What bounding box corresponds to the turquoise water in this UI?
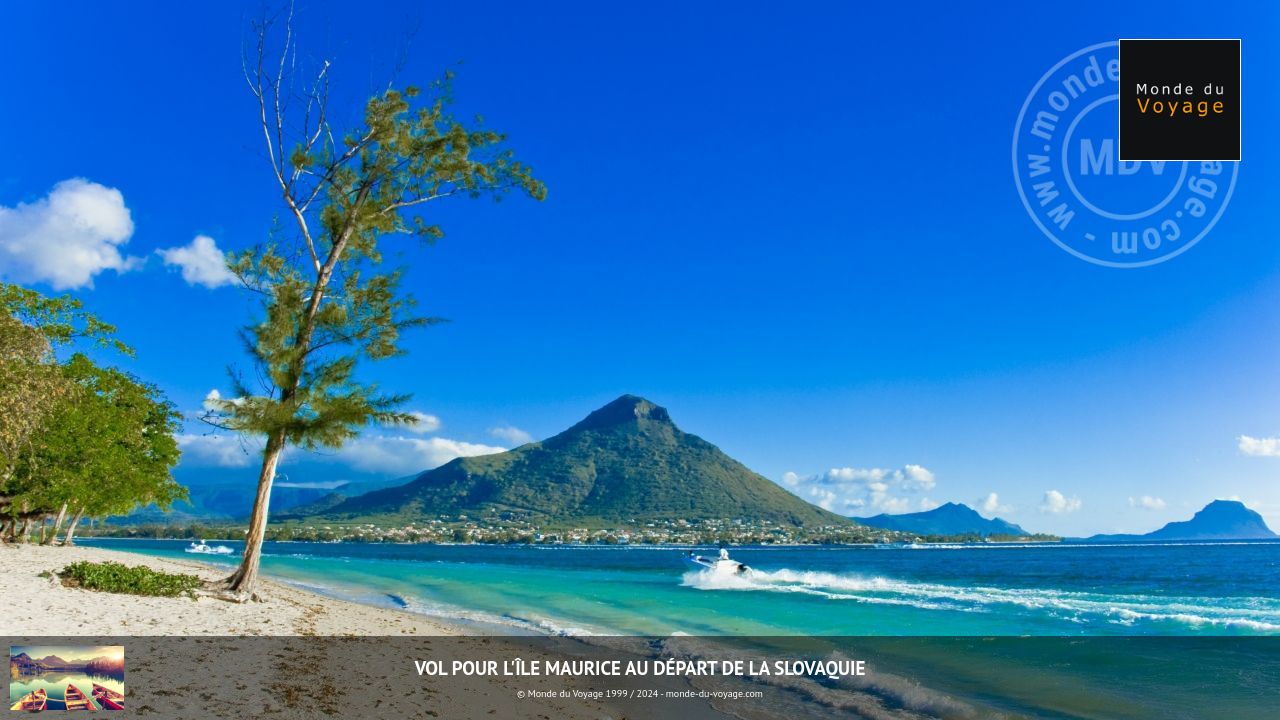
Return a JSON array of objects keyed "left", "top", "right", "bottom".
[{"left": 81, "top": 539, "right": 1280, "bottom": 636}]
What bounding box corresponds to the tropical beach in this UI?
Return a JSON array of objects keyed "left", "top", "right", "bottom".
[
  {"left": 3, "top": 1, "right": 1278, "bottom": 718},
  {"left": 6, "top": 540, "right": 1280, "bottom": 718},
  {"left": 1, "top": 546, "right": 655, "bottom": 719},
  {"left": 0, "top": 543, "right": 457, "bottom": 636},
  {"left": 37, "top": 536, "right": 1280, "bottom": 638}
]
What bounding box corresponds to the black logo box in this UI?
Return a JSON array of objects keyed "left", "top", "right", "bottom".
[{"left": 1119, "top": 39, "right": 1241, "bottom": 161}]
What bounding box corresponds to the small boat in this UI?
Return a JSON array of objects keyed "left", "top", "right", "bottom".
[
  {"left": 684, "top": 548, "right": 752, "bottom": 576},
  {"left": 64, "top": 683, "right": 96, "bottom": 711},
  {"left": 9, "top": 688, "right": 47, "bottom": 711},
  {"left": 185, "top": 539, "right": 233, "bottom": 555},
  {"left": 91, "top": 683, "right": 123, "bottom": 711}
]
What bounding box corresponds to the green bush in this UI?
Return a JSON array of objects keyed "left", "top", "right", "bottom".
[{"left": 58, "top": 561, "right": 201, "bottom": 598}]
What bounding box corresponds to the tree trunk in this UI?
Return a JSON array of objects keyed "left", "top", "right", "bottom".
[
  {"left": 224, "top": 430, "right": 287, "bottom": 597},
  {"left": 63, "top": 508, "right": 86, "bottom": 546},
  {"left": 43, "top": 503, "right": 68, "bottom": 545},
  {"left": 19, "top": 517, "right": 32, "bottom": 543}
]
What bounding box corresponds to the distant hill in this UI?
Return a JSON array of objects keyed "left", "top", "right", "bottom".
[
  {"left": 1085, "top": 500, "right": 1277, "bottom": 542},
  {"left": 299, "top": 395, "right": 851, "bottom": 528},
  {"left": 11, "top": 654, "right": 116, "bottom": 673},
  {"left": 116, "top": 475, "right": 412, "bottom": 524},
  {"left": 856, "top": 502, "right": 1029, "bottom": 537}
]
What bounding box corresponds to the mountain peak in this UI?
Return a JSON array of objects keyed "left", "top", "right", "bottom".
[
  {"left": 316, "top": 394, "right": 847, "bottom": 527},
  {"left": 857, "top": 502, "right": 1028, "bottom": 537},
  {"left": 570, "top": 394, "right": 672, "bottom": 431},
  {"left": 1086, "top": 499, "right": 1276, "bottom": 542}
]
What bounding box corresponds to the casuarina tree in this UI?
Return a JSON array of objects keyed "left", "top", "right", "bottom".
[{"left": 203, "top": 8, "right": 544, "bottom": 598}]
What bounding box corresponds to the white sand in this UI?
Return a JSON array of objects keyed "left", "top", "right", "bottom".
[
  {"left": 0, "top": 543, "right": 735, "bottom": 718},
  {"left": 0, "top": 543, "right": 462, "bottom": 636}
]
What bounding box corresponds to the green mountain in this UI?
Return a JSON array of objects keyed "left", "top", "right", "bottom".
[
  {"left": 857, "top": 502, "right": 1030, "bottom": 537},
  {"left": 304, "top": 395, "right": 850, "bottom": 527}
]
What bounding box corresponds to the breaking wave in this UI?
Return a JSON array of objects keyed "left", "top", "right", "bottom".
[{"left": 682, "top": 568, "right": 1280, "bottom": 633}]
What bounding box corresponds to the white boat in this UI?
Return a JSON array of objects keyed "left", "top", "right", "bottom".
[
  {"left": 185, "top": 539, "right": 234, "bottom": 555},
  {"left": 684, "top": 548, "right": 752, "bottom": 576}
]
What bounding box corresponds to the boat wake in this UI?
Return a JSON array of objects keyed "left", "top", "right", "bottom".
[{"left": 682, "top": 567, "right": 1280, "bottom": 633}]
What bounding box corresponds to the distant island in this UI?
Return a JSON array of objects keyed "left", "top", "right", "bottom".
[
  {"left": 856, "top": 502, "right": 1031, "bottom": 538},
  {"left": 1083, "top": 500, "right": 1277, "bottom": 542}
]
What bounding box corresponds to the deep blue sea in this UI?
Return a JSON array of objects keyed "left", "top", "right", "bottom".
[{"left": 80, "top": 538, "right": 1280, "bottom": 636}]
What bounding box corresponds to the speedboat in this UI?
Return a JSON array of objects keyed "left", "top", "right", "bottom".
[
  {"left": 185, "top": 539, "right": 233, "bottom": 555},
  {"left": 10, "top": 688, "right": 46, "bottom": 712},
  {"left": 684, "top": 548, "right": 752, "bottom": 576}
]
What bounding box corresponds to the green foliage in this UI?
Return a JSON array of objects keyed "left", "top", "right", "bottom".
[
  {"left": 0, "top": 283, "right": 184, "bottom": 534},
  {"left": 58, "top": 561, "right": 200, "bottom": 598},
  {"left": 0, "top": 283, "right": 132, "bottom": 355},
  {"left": 317, "top": 395, "right": 851, "bottom": 528},
  {"left": 0, "top": 313, "right": 67, "bottom": 476},
  {"left": 209, "top": 75, "right": 545, "bottom": 454},
  {"left": 211, "top": 16, "right": 546, "bottom": 590},
  {"left": 9, "top": 355, "right": 185, "bottom": 518}
]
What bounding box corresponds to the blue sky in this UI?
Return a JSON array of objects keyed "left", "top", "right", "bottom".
[{"left": 2, "top": 1, "right": 1278, "bottom": 535}]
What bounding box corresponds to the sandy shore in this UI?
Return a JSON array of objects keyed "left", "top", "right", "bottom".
[
  {"left": 1, "top": 543, "right": 708, "bottom": 718},
  {"left": 0, "top": 542, "right": 463, "bottom": 636}
]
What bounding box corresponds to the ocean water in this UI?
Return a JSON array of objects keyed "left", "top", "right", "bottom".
[
  {"left": 79, "top": 539, "right": 1280, "bottom": 637},
  {"left": 70, "top": 539, "right": 1280, "bottom": 717}
]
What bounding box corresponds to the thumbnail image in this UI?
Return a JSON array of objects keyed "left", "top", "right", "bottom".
[{"left": 10, "top": 646, "right": 124, "bottom": 712}]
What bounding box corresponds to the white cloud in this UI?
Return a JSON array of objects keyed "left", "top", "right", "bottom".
[
  {"left": 1128, "top": 495, "right": 1167, "bottom": 510},
  {"left": 177, "top": 427, "right": 504, "bottom": 476},
  {"left": 404, "top": 411, "right": 442, "bottom": 434},
  {"left": 782, "top": 464, "right": 938, "bottom": 515},
  {"left": 324, "top": 435, "right": 506, "bottom": 475},
  {"left": 978, "top": 492, "right": 1012, "bottom": 515},
  {"left": 1239, "top": 435, "right": 1280, "bottom": 457},
  {"left": 177, "top": 433, "right": 263, "bottom": 468},
  {"left": 0, "top": 178, "right": 138, "bottom": 289},
  {"left": 157, "top": 234, "right": 235, "bottom": 288},
  {"left": 488, "top": 425, "right": 534, "bottom": 445},
  {"left": 201, "top": 389, "right": 245, "bottom": 412},
  {"left": 202, "top": 389, "right": 224, "bottom": 412},
  {"left": 902, "top": 464, "right": 936, "bottom": 490},
  {"left": 1040, "top": 490, "right": 1082, "bottom": 514}
]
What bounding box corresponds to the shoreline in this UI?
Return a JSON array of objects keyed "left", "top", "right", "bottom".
[
  {"left": 0, "top": 544, "right": 674, "bottom": 718},
  {"left": 6, "top": 541, "right": 1275, "bottom": 719},
  {"left": 0, "top": 543, "right": 468, "bottom": 636}
]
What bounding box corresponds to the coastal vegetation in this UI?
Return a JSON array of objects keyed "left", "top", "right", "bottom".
[
  {"left": 57, "top": 560, "right": 201, "bottom": 598},
  {"left": 86, "top": 517, "right": 892, "bottom": 545},
  {"left": 83, "top": 515, "right": 1060, "bottom": 546},
  {"left": 200, "top": 9, "right": 545, "bottom": 598},
  {"left": 82, "top": 515, "right": 1059, "bottom": 543},
  {"left": 0, "top": 283, "right": 185, "bottom": 544}
]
